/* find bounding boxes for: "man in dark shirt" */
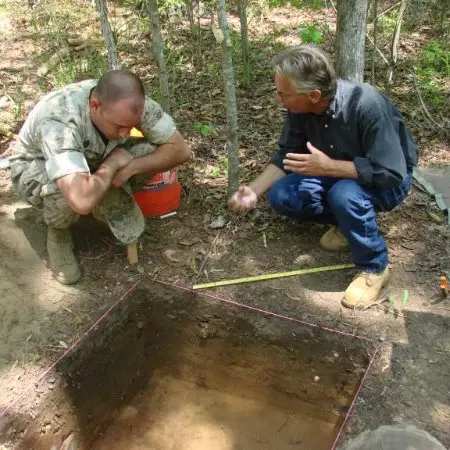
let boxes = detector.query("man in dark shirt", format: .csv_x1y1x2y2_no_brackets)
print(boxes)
229,45,418,309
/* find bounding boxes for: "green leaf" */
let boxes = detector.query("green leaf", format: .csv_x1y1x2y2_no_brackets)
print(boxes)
402,290,409,307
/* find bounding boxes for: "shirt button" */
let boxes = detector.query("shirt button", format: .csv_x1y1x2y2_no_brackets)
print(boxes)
324,124,328,128
330,144,334,149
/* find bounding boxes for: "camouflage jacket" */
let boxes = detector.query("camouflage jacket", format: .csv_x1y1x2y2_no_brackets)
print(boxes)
10,79,176,203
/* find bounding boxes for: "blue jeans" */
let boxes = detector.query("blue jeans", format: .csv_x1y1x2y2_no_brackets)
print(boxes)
268,174,413,272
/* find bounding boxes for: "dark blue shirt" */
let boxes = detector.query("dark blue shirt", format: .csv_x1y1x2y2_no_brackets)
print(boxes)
271,79,418,189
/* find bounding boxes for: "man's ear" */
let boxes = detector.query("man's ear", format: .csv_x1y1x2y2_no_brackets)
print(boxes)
307,89,323,104
89,95,101,112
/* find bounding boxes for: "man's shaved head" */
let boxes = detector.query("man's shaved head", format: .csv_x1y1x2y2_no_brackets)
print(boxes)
89,70,145,140
93,70,145,113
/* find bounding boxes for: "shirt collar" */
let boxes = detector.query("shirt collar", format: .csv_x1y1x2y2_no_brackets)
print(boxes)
324,79,342,117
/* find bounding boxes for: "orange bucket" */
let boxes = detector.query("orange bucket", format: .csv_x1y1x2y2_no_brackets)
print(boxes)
133,169,181,217
129,128,181,217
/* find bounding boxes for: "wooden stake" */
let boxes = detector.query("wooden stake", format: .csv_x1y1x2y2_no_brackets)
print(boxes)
127,242,138,264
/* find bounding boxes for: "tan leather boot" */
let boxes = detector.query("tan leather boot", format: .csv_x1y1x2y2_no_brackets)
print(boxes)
47,227,81,285
341,267,390,309
320,226,349,251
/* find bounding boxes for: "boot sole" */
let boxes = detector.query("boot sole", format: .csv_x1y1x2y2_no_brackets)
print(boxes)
54,271,82,285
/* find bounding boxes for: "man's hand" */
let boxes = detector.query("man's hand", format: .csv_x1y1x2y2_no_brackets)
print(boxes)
104,147,134,172
283,141,332,176
228,185,258,213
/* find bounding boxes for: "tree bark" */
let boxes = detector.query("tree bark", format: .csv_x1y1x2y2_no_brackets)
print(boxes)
371,0,378,84
238,0,250,87
387,0,407,86
216,0,239,196
335,0,369,82
147,0,171,113
94,0,121,70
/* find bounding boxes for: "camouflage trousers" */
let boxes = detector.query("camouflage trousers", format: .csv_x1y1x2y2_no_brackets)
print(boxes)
12,140,155,245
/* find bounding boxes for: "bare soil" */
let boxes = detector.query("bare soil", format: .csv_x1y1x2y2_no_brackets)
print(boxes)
3,283,370,449
1,1,449,449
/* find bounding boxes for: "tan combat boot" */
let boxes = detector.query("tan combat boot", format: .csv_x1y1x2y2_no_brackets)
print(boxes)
341,267,390,309
47,227,81,285
320,226,349,251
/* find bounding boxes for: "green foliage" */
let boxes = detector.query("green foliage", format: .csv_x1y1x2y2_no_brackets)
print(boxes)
387,289,408,314
30,0,90,47
51,52,107,88
194,122,215,137
299,22,328,44
378,13,397,36
422,42,450,76
416,41,450,108
211,157,229,178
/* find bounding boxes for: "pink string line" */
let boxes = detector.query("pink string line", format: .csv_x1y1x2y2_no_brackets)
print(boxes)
0,281,140,419
155,279,372,342
330,349,379,450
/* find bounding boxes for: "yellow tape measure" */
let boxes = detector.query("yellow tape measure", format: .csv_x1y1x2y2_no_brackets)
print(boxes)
192,263,355,290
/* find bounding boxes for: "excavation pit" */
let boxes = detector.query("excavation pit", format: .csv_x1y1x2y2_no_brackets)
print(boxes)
2,283,371,450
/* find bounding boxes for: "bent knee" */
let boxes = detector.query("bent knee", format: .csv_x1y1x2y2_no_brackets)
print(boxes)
43,195,79,228
327,179,365,208
268,180,290,212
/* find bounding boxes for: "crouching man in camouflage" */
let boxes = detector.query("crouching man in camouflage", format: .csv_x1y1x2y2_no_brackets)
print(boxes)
10,70,191,285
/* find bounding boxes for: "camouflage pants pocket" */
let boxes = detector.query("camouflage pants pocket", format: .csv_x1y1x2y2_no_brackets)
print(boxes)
11,159,48,207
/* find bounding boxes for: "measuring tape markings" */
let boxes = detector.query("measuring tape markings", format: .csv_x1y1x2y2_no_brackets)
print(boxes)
193,263,355,290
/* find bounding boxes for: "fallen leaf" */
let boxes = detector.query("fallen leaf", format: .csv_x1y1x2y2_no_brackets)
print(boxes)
178,237,201,247
163,249,181,263
210,216,226,229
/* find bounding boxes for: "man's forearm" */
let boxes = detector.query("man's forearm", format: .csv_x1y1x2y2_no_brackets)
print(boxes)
249,164,286,197
326,160,358,179
57,163,118,215
127,133,191,177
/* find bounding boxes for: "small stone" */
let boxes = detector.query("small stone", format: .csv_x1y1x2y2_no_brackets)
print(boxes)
314,375,320,382
333,352,339,358
137,265,144,274
137,321,144,329
379,331,386,342
119,405,138,421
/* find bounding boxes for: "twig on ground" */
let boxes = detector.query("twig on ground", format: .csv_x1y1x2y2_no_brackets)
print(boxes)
196,231,221,278
366,35,389,65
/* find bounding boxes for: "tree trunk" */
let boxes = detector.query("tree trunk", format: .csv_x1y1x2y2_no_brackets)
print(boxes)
184,0,195,35
94,0,121,70
237,0,250,87
387,0,407,86
335,0,369,82
216,0,239,196
147,0,171,113
371,0,378,84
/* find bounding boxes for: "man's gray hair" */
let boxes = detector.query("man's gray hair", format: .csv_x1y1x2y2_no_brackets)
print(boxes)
272,45,337,100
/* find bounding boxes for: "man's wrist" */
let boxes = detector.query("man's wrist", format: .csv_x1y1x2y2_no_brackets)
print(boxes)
99,161,118,175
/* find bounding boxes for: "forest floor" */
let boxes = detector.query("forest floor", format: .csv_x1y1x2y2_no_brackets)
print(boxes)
0,0,449,449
